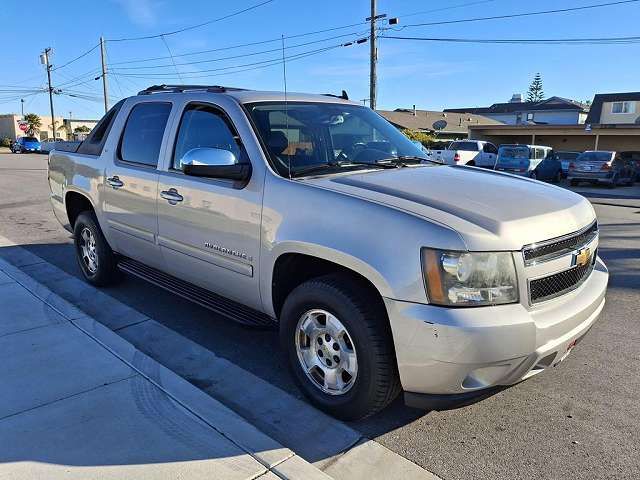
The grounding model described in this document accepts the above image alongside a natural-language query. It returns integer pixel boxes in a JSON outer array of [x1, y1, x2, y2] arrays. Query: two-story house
[[584, 92, 640, 125], [445, 95, 590, 126]]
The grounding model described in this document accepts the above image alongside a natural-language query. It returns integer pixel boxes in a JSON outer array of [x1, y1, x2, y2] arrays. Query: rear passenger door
[[482, 143, 498, 167], [102, 101, 172, 270]]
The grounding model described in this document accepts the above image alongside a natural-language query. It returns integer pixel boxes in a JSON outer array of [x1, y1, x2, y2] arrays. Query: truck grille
[[529, 253, 596, 303], [523, 221, 598, 265]]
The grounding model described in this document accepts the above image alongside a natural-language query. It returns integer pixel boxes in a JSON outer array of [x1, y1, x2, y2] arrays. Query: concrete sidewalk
[[0, 257, 330, 479]]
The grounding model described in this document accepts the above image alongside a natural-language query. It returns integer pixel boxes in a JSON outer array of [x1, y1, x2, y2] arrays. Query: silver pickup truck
[[48, 85, 609, 420]]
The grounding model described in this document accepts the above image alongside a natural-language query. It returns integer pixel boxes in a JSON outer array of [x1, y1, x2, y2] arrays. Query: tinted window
[[483, 143, 498, 154], [450, 141, 479, 152], [173, 104, 243, 169], [77, 100, 124, 156], [555, 151, 579, 161], [119, 102, 171, 167], [498, 146, 529, 159], [23, 137, 39, 142]]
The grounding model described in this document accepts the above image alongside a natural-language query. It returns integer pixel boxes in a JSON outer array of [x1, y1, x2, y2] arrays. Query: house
[[445, 95, 590, 126], [378, 107, 500, 142], [468, 92, 640, 152], [584, 92, 640, 125]]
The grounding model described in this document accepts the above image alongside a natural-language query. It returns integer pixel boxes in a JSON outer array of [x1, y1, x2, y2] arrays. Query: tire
[[73, 211, 121, 286], [280, 274, 400, 420], [530, 171, 537, 180], [554, 171, 562, 183], [608, 175, 618, 189], [570, 179, 579, 186]]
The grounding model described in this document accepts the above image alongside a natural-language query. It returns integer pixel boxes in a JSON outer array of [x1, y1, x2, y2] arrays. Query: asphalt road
[[1, 152, 639, 480]]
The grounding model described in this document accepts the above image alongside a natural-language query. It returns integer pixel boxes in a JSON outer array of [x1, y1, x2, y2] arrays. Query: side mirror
[[179, 147, 251, 182]]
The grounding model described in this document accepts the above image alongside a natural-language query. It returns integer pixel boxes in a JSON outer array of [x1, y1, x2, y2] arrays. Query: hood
[[301, 165, 595, 251]]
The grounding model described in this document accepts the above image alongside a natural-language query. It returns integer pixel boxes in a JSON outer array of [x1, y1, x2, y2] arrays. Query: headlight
[[421, 248, 518, 306]]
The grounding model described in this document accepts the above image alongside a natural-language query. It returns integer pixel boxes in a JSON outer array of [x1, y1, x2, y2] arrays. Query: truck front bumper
[[385, 256, 608, 407]]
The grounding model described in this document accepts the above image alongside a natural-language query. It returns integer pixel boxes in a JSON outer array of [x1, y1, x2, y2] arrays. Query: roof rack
[[322, 90, 349, 101], [137, 84, 248, 95]]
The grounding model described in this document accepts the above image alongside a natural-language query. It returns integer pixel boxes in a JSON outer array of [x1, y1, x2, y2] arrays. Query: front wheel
[[530, 171, 538, 180], [73, 211, 121, 286], [280, 274, 400, 420]]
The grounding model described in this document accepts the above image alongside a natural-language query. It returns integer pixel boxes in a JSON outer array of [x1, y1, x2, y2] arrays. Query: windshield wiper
[[380, 155, 443, 166], [292, 160, 394, 177]]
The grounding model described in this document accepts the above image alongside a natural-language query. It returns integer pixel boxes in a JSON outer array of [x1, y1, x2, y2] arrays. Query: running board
[[117, 256, 276, 328]]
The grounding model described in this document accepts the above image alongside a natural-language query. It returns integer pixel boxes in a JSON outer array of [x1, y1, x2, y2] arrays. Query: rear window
[[449, 141, 479, 152], [555, 152, 579, 160], [576, 152, 612, 162], [77, 99, 125, 156], [498, 146, 529, 159], [22, 137, 38, 142]]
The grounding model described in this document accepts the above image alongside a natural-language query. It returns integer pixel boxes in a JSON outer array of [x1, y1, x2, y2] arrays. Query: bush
[[401, 129, 434, 147], [1, 137, 11, 148]]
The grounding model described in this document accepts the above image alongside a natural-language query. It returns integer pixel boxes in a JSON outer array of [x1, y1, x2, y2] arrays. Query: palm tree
[[23, 113, 41, 136]]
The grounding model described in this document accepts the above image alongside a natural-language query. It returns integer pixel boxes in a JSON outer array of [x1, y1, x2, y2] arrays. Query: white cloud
[[112, 0, 159, 28]]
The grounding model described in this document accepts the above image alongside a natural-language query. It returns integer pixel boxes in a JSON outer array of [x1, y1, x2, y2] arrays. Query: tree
[[23, 113, 41, 136], [526, 73, 545, 103], [74, 125, 91, 134]]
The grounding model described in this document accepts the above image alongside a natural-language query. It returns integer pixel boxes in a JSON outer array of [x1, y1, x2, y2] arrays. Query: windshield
[[498, 146, 529, 159], [576, 151, 613, 162], [23, 137, 39, 142], [245, 102, 427, 177]]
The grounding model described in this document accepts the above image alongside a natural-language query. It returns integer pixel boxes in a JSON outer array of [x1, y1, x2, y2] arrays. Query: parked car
[[11, 136, 41, 153], [553, 151, 581, 178], [568, 150, 635, 188], [619, 151, 640, 181], [496, 144, 553, 178], [424, 140, 498, 167], [48, 85, 608, 420], [533, 152, 563, 183]]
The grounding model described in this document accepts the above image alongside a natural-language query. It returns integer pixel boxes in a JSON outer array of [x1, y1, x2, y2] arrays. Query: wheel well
[[466, 160, 475, 166], [65, 191, 94, 228], [271, 253, 385, 318]]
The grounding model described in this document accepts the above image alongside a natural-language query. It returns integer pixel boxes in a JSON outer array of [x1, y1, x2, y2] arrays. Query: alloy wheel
[[79, 227, 99, 274], [295, 309, 358, 395]]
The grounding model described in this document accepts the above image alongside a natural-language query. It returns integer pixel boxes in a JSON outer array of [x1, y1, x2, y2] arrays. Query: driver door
[[156, 101, 263, 310]]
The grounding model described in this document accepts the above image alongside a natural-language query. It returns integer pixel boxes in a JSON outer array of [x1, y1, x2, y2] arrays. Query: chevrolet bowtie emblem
[[574, 247, 591, 268]]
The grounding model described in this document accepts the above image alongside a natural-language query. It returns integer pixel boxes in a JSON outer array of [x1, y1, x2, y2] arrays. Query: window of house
[[611, 101, 635, 114], [118, 102, 171, 167], [526, 112, 534, 121]]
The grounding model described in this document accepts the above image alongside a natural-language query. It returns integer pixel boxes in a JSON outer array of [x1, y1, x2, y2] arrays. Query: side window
[[172, 104, 243, 169], [76, 99, 124, 156], [119, 102, 171, 167]]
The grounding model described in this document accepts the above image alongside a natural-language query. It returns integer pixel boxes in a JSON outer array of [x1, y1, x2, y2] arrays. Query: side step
[[117, 256, 276, 328]]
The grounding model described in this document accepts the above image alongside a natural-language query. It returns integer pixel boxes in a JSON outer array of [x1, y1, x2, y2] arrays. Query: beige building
[[0, 113, 98, 141], [585, 92, 640, 126]]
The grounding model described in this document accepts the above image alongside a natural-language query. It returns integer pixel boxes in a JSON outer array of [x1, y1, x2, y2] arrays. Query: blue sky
[[1, 0, 639, 119]]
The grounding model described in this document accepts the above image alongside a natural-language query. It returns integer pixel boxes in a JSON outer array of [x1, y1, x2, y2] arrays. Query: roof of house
[[444, 96, 589, 115], [378, 109, 501, 134], [584, 92, 640, 124]]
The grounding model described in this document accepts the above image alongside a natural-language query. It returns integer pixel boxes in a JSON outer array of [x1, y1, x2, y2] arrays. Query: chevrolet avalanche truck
[[48, 85, 609, 420]]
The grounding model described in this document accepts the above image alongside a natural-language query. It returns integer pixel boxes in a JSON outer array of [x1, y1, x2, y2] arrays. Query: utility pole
[[368, 0, 377, 111], [100, 36, 109, 114], [42, 48, 56, 140], [20, 99, 24, 118]]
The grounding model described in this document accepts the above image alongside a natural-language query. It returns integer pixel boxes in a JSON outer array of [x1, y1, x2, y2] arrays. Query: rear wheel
[[73, 211, 121, 286], [280, 274, 400, 420], [530, 171, 538, 180], [570, 179, 579, 186], [554, 171, 562, 183]]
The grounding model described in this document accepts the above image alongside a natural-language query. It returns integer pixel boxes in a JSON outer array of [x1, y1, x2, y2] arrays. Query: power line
[[108, 30, 368, 70], [382, 35, 640, 44], [52, 43, 100, 71], [395, 0, 500, 19], [107, 0, 275, 42], [397, 0, 640, 28], [112, 42, 357, 81]]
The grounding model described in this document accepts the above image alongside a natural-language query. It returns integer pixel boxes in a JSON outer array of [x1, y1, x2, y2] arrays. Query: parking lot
[[1, 151, 639, 479]]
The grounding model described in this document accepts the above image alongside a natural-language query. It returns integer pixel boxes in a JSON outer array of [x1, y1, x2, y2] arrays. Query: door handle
[[160, 188, 183, 205], [106, 176, 124, 189]]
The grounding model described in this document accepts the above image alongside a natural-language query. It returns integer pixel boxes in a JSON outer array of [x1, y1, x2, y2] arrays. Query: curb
[[0, 254, 332, 480]]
